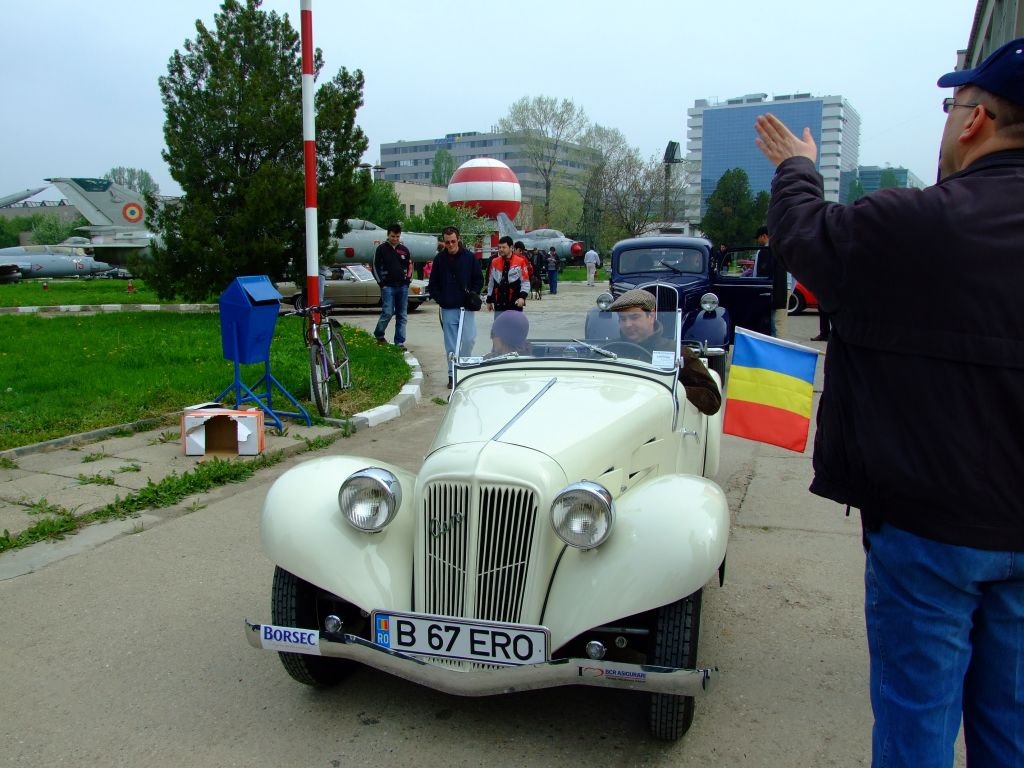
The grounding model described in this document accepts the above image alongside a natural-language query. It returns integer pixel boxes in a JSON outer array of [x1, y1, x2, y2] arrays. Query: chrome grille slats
[[421, 481, 537, 626], [423, 482, 470, 618]]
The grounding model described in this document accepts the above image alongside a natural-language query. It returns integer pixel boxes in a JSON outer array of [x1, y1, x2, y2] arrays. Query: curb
[[0, 304, 220, 315]]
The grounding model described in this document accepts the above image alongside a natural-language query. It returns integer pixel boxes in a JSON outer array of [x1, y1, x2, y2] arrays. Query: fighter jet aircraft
[[45, 177, 158, 259], [331, 219, 440, 266], [495, 212, 584, 262], [0, 244, 110, 284]]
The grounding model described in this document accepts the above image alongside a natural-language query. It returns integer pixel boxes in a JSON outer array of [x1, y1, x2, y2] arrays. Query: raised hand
[[755, 113, 818, 167]]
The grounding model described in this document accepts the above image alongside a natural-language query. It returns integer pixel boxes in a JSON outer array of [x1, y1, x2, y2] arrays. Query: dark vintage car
[[592, 237, 773, 379]]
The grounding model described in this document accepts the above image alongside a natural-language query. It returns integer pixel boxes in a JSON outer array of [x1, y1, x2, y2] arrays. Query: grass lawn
[[0, 278, 172, 307], [0, 312, 408, 450]]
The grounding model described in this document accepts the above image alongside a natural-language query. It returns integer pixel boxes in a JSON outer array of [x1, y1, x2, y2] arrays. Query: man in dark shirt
[[427, 226, 483, 387], [755, 38, 1024, 767], [372, 223, 412, 350]]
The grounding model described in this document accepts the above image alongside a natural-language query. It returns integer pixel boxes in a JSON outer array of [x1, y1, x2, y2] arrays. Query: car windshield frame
[[617, 247, 706, 276]]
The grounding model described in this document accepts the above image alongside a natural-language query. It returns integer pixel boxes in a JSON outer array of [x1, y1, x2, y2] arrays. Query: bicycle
[[284, 300, 351, 417]]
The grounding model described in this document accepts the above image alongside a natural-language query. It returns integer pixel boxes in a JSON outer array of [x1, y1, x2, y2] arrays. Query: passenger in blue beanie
[[754, 38, 1024, 768]]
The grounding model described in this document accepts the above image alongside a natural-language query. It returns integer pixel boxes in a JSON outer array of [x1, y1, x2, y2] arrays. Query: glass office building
[[685, 93, 861, 221]]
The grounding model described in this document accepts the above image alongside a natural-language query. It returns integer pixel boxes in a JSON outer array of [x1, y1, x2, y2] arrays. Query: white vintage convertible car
[[245, 301, 729, 741]]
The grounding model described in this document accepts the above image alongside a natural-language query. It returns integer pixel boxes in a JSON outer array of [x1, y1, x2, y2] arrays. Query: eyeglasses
[[942, 97, 997, 120]]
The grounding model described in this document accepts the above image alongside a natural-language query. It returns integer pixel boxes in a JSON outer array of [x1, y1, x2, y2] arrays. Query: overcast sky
[[1, 0, 976, 200]]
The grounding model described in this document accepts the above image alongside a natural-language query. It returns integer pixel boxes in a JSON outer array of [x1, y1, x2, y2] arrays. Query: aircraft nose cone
[[571, 242, 583, 257], [95, 261, 111, 272]]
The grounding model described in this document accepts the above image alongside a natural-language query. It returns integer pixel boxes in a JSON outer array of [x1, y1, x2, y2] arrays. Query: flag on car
[[723, 328, 819, 452]]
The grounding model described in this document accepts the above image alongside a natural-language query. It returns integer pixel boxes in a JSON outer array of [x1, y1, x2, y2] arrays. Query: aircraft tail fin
[[46, 177, 148, 230], [495, 212, 519, 240]]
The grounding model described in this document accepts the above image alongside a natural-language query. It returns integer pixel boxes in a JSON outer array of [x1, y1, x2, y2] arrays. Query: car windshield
[[345, 264, 375, 281], [618, 247, 705, 275], [455, 308, 681, 374]]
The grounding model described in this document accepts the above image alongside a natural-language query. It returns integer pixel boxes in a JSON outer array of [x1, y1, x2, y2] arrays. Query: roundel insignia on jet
[[122, 203, 144, 223]]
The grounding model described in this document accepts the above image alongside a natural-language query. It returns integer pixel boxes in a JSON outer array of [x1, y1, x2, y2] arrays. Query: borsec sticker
[[122, 203, 144, 223], [259, 624, 321, 656]]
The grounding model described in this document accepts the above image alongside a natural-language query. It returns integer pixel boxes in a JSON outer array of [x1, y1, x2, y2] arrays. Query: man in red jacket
[[755, 38, 1024, 768], [485, 235, 530, 314]]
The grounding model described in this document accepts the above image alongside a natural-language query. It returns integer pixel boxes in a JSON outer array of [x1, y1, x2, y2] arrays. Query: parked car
[[788, 281, 818, 315], [276, 264, 429, 313], [245, 303, 729, 741], [601, 237, 772, 381], [97, 267, 133, 279]]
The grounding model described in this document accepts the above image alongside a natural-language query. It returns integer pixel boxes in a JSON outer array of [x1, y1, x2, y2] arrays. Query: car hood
[[430, 369, 675, 479]]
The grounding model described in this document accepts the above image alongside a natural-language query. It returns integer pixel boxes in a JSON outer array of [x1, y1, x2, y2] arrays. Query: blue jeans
[[864, 523, 1024, 768], [439, 307, 476, 377], [548, 269, 558, 294], [374, 284, 408, 344]]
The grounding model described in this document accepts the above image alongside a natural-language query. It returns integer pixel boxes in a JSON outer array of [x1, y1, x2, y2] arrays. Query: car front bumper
[[245, 619, 717, 697]]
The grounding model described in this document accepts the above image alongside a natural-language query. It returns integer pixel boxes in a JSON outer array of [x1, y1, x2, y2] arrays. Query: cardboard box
[[181, 403, 266, 457]]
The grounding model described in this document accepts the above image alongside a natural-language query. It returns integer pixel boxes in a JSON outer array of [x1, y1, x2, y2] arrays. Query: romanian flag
[[724, 328, 819, 452]]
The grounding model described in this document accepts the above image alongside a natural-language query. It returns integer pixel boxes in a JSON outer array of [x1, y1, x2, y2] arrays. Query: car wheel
[[271, 566, 354, 687], [648, 589, 703, 741], [407, 301, 420, 313], [788, 290, 806, 316]]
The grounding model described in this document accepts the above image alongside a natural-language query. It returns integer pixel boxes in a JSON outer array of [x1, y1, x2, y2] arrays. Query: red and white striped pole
[[299, 0, 319, 310]]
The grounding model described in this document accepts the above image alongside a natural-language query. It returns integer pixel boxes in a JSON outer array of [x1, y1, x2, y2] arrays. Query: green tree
[[404, 200, 492, 250], [497, 95, 589, 223], [148, 0, 369, 301], [847, 178, 865, 203], [351, 178, 405, 227], [544, 184, 583, 236], [879, 169, 899, 189], [699, 169, 760, 247], [430, 148, 456, 187], [31, 213, 89, 244], [104, 167, 160, 196]]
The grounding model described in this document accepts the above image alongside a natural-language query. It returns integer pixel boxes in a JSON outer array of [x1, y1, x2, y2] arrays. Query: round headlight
[[700, 292, 719, 312], [551, 481, 614, 550], [338, 467, 402, 532], [596, 292, 614, 311]]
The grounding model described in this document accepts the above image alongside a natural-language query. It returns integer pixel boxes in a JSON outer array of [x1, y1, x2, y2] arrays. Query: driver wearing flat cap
[[608, 289, 722, 415]]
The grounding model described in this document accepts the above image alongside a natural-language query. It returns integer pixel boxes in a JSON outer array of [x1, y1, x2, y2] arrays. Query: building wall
[[856, 166, 926, 194], [965, 0, 1023, 65], [686, 93, 861, 222], [379, 131, 593, 206]]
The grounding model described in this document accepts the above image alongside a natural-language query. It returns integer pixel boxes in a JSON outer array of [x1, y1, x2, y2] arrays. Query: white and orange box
[[181, 402, 266, 457]]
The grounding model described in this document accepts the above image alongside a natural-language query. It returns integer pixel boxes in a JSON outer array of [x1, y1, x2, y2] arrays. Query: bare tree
[[104, 166, 160, 196], [602, 151, 684, 238], [497, 96, 589, 223]]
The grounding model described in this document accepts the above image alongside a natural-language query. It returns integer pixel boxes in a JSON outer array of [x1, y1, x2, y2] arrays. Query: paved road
[[0, 286, 965, 767]]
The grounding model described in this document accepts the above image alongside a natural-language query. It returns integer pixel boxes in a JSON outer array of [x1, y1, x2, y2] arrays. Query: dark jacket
[[427, 246, 484, 309], [768, 151, 1024, 551], [373, 241, 412, 287]]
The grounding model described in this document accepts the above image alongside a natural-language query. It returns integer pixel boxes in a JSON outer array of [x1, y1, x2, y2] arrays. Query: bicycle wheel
[[309, 341, 331, 416], [326, 319, 352, 389]]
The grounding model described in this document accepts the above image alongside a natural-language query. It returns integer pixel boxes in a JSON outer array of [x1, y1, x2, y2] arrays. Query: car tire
[[788, 290, 806, 316], [407, 301, 420, 313], [270, 566, 354, 687], [648, 589, 703, 741]]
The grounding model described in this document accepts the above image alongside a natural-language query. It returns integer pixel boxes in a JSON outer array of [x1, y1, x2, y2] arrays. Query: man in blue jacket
[[755, 39, 1024, 768], [427, 226, 483, 388]]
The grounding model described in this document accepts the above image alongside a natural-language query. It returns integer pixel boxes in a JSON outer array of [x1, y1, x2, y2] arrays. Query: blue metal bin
[[219, 276, 282, 365]]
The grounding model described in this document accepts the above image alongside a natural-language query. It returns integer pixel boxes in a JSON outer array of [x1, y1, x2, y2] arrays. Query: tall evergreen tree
[[148, 0, 368, 301], [699, 169, 760, 247]]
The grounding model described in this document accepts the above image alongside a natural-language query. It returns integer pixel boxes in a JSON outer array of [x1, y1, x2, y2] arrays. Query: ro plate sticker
[[259, 624, 321, 656]]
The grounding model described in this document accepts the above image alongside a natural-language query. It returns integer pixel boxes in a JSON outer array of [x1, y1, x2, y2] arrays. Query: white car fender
[[261, 455, 418, 613], [542, 473, 729, 650]]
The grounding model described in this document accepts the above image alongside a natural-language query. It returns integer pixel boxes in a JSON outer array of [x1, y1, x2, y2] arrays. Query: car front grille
[[422, 482, 538, 625]]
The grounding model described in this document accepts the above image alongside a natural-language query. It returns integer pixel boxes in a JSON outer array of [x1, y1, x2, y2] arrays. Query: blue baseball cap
[[937, 37, 1024, 105]]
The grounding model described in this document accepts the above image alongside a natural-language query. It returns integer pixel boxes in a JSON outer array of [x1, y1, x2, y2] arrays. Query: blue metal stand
[[215, 358, 310, 430]]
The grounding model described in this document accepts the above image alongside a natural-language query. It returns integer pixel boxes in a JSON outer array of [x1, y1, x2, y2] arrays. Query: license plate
[[371, 610, 549, 665]]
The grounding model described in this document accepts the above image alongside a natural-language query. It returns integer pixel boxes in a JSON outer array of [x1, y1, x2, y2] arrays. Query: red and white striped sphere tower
[[447, 158, 522, 221]]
